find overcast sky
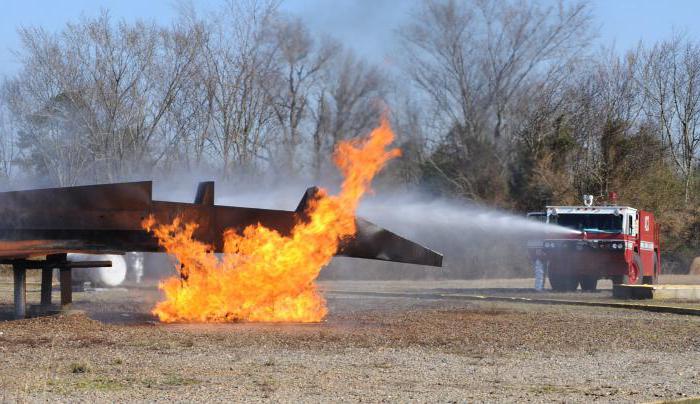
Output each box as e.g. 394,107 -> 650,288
1,0 -> 700,77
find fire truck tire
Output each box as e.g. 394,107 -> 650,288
578,276 -> 598,291
549,272 -> 577,291
610,275 -> 623,285
643,252 -> 659,285
622,254 -> 644,285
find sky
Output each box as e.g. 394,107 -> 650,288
1,0 -> 700,77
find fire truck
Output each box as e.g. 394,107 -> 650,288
529,194 -> 661,291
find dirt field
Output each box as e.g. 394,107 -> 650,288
0,276 -> 699,403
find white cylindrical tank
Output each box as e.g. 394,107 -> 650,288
68,254 -> 127,287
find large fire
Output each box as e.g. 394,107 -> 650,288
143,118 -> 400,323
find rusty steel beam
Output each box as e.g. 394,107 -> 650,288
0,181 -> 443,267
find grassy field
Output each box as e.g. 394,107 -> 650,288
0,276 -> 698,402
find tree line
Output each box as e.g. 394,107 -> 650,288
1,0 -> 699,271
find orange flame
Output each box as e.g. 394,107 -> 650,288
144,118 -> 400,322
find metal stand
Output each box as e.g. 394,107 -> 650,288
13,264 -> 26,319
3,255 -> 111,319
59,268 -> 72,306
40,267 -> 53,306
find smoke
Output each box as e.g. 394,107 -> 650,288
336,189 -> 574,280
150,176 -> 573,281
358,192 -> 577,240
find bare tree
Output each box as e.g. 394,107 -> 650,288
400,0 -> 593,142
200,0 -> 279,177
390,90 -> 432,184
266,16 -> 339,173
398,0 -> 593,202
587,48 -> 643,196
0,94 -> 20,183
639,35 -> 700,204
310,49 -> 385,178
3,12 -> 202,184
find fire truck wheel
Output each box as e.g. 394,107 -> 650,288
622,254 -> 644,285
578,276 -> 598,292
549,272 -> 577,291
643,252 -> 659,284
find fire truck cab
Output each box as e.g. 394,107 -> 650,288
539,197 -> 660,291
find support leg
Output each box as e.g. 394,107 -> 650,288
40,267 -> 53,306
59,268 -> 72,306
13,264 -> 26,319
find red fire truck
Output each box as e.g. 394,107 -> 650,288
531,194 -> 661,291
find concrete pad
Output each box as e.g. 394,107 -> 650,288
653,285 -> 700,300
613,284 -> 700,300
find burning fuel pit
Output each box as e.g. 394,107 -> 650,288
136,118 -> 441,323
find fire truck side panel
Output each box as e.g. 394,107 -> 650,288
638,211 -> 656,277
655,222 -> 662,274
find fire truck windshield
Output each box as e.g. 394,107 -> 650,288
552,214 -> 623,233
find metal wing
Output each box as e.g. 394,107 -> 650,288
0,181 -> 443,267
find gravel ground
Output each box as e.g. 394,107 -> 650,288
0,276 -> 699,403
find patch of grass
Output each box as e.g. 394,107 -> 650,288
75,377 -> 123,391
45,377 -> 124,394
69,362 -> 88,374
138,377 -> 157,388
163,375 -> 199,386
529,384 -> 579,395
372,361 -> 393,369
254,378 -> 277,396
73,335 -> 112,348
470,305 -> 513,316
638,357 -> 660,365
131,339 -> 177,351
23,337 -> 52,348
